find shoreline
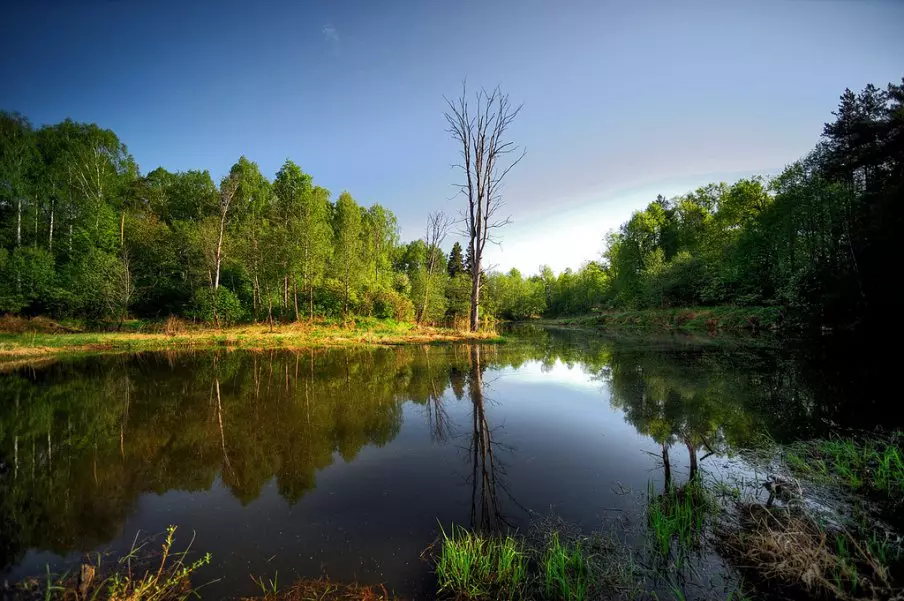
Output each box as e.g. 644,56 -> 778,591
0,321 -> 502,361
518,306 -> 790,333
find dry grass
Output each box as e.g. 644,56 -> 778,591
241,578 -> 395,601
720,503 -> 899,601
0,320 -> 501,360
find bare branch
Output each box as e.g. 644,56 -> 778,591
444,82 -> 524,330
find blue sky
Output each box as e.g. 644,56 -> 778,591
2,0 -> 902,273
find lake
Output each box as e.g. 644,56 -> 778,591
0,326 -> 893,598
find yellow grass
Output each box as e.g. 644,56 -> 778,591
0,320 -> 501,360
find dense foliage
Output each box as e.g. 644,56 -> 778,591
0,116 -> 477,325
2,79 -> 901,329
483,80 -> 904,329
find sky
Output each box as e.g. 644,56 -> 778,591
2,0 -> 903,274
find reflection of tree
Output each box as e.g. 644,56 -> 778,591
0,327 -> 882,569
0,349 -> 414,568
469,346 -> 502,531
466,345 -> 521,533
422,347 -> 451,443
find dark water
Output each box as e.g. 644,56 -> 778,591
0,326 -> 892,598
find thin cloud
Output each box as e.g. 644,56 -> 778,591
322,24 -> 340,44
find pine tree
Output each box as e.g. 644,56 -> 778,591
447,242 -> 464,277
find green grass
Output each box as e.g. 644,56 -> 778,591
543,532 -> 589,601
434,525 -> 527,600
647,480 -> 714,557
785,434 -> 904,500
530,305 -> 788,332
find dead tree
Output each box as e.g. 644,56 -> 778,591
418,210 -> 454,324
444,84 -> 524,331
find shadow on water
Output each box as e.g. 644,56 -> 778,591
0,325 -> 896,597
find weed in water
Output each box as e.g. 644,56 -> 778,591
252,571 -> 279,596
434,524 -> 526,600
786,434 -> 904,501
543,532 -> 589,601
646,480 -> 713,558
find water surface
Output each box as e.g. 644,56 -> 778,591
0,326 -> 890,597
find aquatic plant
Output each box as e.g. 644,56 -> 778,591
240,577 -> 393,600
105,525 -> 212,601
543,532 -> 589,601
785,434 -> 904,500
434,524 -> 527,600
646,480 -> 713,557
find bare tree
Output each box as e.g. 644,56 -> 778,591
212,173 -> 239,327
418,210 -> 454,324
444,84 -> 524,331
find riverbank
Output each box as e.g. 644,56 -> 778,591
0,317 -> 500,360
531,306 -> 788,333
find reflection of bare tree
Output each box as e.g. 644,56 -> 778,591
423,347 -> 451,442
468,345 -> 511,532
212,354 -> 234,479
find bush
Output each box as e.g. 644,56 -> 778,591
188,287 -> 245,325
370,288 -> 415,322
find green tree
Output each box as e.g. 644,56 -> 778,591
332,192 -> 363,315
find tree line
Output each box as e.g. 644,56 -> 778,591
3,79 -> 901,330
483,79 -> 903,330
0,113 -> 485,327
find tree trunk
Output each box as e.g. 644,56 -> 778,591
283,273 -> 289,308
48,198 -> 54,251
120,209 -> 125,248
293,276 -> 300,322
419,273 -> 431,325
309,280 -> 315,322
343,259 -> 350,315
213,211 -> 226,328
661,441 -> 672,490
265,282 -> 274,332
469,267 -> 480,332
686,439 -> 698,481
16,197 -> 22,247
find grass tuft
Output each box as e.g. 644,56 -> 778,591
646,480 -> 714,557
434,524 -> 526,600
785,434 -> 904,501
543,532 -> 589,601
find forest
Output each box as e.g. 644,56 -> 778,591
1,78 -> 902,331
486,79 -> 904,330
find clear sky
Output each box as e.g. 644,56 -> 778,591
2,0 -> 902,273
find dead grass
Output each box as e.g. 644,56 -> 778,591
720,503 -> 899,601
241,578 -> 396,601
0,314 -> 79,334
0,320 -> 501,360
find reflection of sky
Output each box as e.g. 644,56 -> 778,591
4,1 -> 903,274
492,359 -> 609,395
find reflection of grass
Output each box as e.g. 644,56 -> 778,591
786,435 -> 904,499
434,525 -> 527,600
543,532 -> 589,601
647,481 -> 714,557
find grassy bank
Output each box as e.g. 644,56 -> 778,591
0,316 -> 500,360
532,306 -> 787,333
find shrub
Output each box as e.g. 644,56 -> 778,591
188,287 -> 245,325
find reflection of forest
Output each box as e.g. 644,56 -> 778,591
0,327 -> 883,569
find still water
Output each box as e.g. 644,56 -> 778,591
0,326 -> 891,598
